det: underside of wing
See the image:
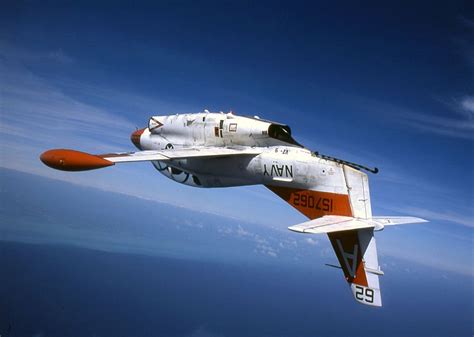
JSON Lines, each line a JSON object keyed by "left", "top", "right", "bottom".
{"left": 371, "top": 216, "right": 428, "bottom": 226}
{"left": 288, "top": 215, "right": 377, "bottom": 234}
{"left": 40, "top": 147, "right": 262, "bottom": 171}
{"left": 288, "top": 215, "right": 427, "bottom": 234}
{"left": 100, "top": 146, "right": 262, "bottom": 163}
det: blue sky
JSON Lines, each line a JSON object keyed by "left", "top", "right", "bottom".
{"left": 0, "top": 0, "right": 473, "bottom": 278}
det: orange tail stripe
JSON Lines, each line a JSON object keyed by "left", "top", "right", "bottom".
{"left": 266, "top": 185, "right": 352, "bottom": 219}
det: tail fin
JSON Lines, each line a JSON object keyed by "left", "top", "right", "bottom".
{"left": 328, "top": 228, "right": 382, "bottom": 306}
{"left": 342, "top": 165, "right": 372, "bottom": 219}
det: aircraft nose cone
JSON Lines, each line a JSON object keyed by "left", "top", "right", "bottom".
{"left": 131, "top": 128, "right": 146, "bottom": 150}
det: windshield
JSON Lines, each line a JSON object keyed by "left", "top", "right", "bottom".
{"left": 268, "top": 124, "right": 301, "bottom": 146}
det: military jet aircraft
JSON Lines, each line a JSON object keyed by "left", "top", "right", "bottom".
{"left": 40, "top": 110, "right": 427, "bottom": 307}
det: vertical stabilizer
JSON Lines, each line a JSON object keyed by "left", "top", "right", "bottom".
{"left": 342, "top": 166, "right": 372, "bottom": 219}
{"left": 328, "top": 228, "right": 382, "bottom": 306}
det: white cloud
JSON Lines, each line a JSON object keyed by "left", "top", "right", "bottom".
{"left": 236, "top": 225, "right": 251, "bottom": 237}
{"left": 391, "top": 206, "right": 473, "bottom": 228}
{"left": 266, "top": 250, "right": 277, "bottom": 257}
{"left": 305, "top": 237, "right": 319, "bottom": 246}
{"left": 348, "top": 95, "right": 474, "bottom": 140}
{"left": 396, "top": 108, "right": 474, "bottom": 140}
{"left": 382, "top": 244, "right": 473, "bottom": 277}
{"left": 0, "top": 57, "right": 136, "bottom": 151}
{"left": 460, "top": 95, "right": 474, "bottom": 114}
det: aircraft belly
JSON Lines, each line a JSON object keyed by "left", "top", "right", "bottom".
{"left": 152, "top": 156, "right": 261, "bottom": 188}
{"left": 147, "top": 146, "right": 349, "bottom": 192}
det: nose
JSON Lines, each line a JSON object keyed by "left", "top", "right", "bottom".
{"left": 131, "top": 128, "right": 146, "bottom": 150}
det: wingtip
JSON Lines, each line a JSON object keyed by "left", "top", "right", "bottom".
{"left": 40, "top": 149, "right": 114, "bottom": 171}
{"left": 411, "top": 217, "right": 429, "bottom": 223}
{"left": 287, "top": 226, "right": 304, "bottom": 233}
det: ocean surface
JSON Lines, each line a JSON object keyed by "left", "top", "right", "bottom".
{"left": 0, "top": 169, "right": 472, "bottom": 337}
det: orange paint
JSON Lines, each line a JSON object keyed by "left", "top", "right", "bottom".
{"left": 266, "top": 185, "right": 367, "bottom": 286}
{"left": 40, "top": 149, "right": 114, "bottom": 171}
{"left": 328, "top": 230, "right": 368, "bottom": 287}
{"left": 266, "top": 185, "right": 352, "bottom": 219}
{"left": 131, "top": 128, "right": 146, "bottom": 150}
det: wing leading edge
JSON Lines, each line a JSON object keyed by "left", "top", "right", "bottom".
{"left": 40, "top": 147, "right": 262, "bottom": 171}
{"left": 100, "top": 146, "right": 262, "bottom": 163}
{"left": 288, "top": 215, "right": 427, "bottom": 234}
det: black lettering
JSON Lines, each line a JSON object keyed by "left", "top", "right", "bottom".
{"left": 301, "top": 195, "right": 307, "bottom": 207}
{"left": 285, "top": 165, "right": 293, "bottom": 178}
{"left": 316, "top": 197, "right": 322, "bottom": 210}
{"left": 293, "top": 193, "right": 300, "bottom": 206}
{"left": 263, "top": 164, "right": 270, "bottom": 176}
{"left": 322, "top": 198, "right": 330, "bottom": 211}
{"left": 292, "top": 194, "right": 336, "bottom": 212}
{"left": 355, "top": 286, "right": 375, "bottom": 303}
{"left": 271, "top": 165, "right": 277, "bottom": 176}
{"left": 355, "top": 286, "right": 364, "bottom": 301}
{"left": 365, "top": 288, "right": 374, "bottom": 303}
{"left": 276, "top": 165, "right": 284, "bottom": 176}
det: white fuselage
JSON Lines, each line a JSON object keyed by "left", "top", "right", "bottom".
{"left": 135, "top": 112, "right": 349, "bottom": 196}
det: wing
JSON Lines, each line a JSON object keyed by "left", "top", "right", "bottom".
{"left": 40, "top": 147, "right": 262, "bottom": 171}
{"left": 100, "top": 147, "right": 262, "bottom": 163}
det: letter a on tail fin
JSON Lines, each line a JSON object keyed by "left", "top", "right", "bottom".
{"left": 328, "top": 228, "right": 382, "bottom": 307}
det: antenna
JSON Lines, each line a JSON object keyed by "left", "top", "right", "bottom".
{"left": 315, "top": 152, "right": 379, "bottom": 174}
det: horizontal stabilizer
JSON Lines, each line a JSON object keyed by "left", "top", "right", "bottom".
{"left": 288, "top": 215, "right": 427, "bottom": 234}
{"left": 371, "top": 216, "right": 428, "bottom": 226}
{"left": 288, "top": 216, "right": 377, "bottom": 234}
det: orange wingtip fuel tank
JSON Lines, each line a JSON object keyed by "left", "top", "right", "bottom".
{"left": 40, "top": 149, "right": 114, "bottom": 171}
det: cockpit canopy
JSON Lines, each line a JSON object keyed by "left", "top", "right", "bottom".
{"left": 268, "top": 123, "right": 301, "bottom": 146}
